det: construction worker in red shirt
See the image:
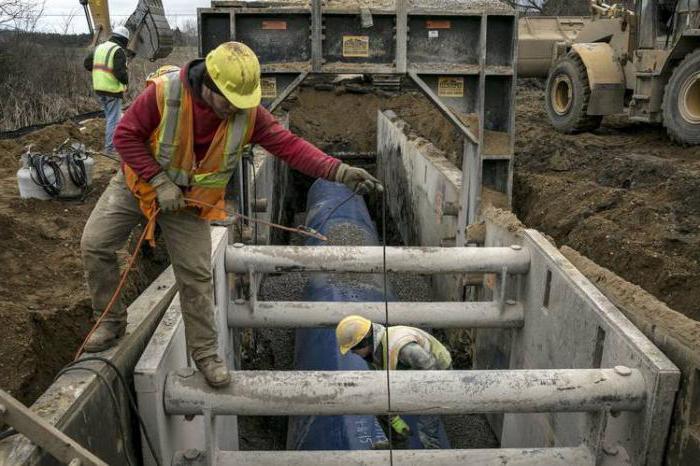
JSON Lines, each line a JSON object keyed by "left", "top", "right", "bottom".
{"left": 80, "top": 42, "right": 382, "bottom": 388}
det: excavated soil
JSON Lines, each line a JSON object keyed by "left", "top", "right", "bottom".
{"left": 513, "top": 81, "right": 700, "bottom": 320}
{"left": 287, "top": 80, "right": 700, "bottom": 321}
{"left": 0, "top": 119, "right": 167, "bottom": 405}
{"left": 282, "top": 79, "right": 463, "bottom": 162}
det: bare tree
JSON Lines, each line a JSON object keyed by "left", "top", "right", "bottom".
{"left": 500, "top": 0, "right": 545, "bottom": 14}
{"left": 57, "top": 8, "right": 77, "bottom": 35}
{"left": 0, "top": 0, "right": 45, "bottom": 31}
{"left": 500, "top": 0, "right": 591, "bottom": 15}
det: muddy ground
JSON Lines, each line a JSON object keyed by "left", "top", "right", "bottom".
{"left": 513, "top": 81, "right": 700, "bottom": 320}
{"left": 0, "top": 121, "right": 167, "bottom": 405}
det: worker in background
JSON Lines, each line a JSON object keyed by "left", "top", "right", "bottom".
{"left": 80, "top": 42, "right": 382, "bottom": 388}
{"left": 83, "top": 26, "right": 130, "bottom": 154}
{"left": 336, "top": 315, "right": 451, "bottom": 449}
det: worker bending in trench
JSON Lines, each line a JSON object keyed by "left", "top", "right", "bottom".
{"left": 80, "top": 42, "right": 382, "bottom": 388}
{"left": 336, "top": 315, "right": 452, "bottom": 449}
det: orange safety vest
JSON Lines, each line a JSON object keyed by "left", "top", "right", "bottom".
{"left": 123, "top": 72, "right": 256, "bottom": 244}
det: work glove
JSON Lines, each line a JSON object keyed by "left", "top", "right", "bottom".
{"left": 150, "top": 172, "right": 186, "bottom": 212}
{"left": 334, "top": 163, "right": 384, "bottom": 195}
{"left": 390, "top": 416, "right": 411, "bottom": 439}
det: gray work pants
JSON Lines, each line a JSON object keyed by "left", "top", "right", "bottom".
{"left": 80, "top": 172, "right": 218, "bottom": 361}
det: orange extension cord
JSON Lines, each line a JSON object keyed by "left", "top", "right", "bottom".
{"left": 74, "top": 208, "right": 161, "bottom": 360}
{"left": 74, "top": 199, "right": 327, "bottom": 360}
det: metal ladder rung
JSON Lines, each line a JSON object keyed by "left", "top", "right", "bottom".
{"left": 227, "top": 300, "right": 524, "bottom": 328}
{"left": 172, "top": 447, "right": 595, "bottom": 466}
{"left": 164, "top": 368, "right": 646, "bottom": 416}
{"left": 225, "top": 244, "right": 530, "bottom": 274}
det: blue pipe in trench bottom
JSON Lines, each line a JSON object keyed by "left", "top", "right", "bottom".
{"left": 287, "top": 179, "right": 450, "bottom": 451}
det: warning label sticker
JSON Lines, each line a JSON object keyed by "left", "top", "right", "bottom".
{"left": 428, "top": 30, "right": 439, "bottom": 39}
{"left": 342, "top": 35, "right": 370, "bottom": 57}
{"left": 261, "top": 77, "right": 277, "bottom": 99}
{"left": 426, "top": 20, "right": 451, "bottom": 29}
{"left": 262, "top": 20, "right": 287, "bottom": 30}
{"left": 437, "top": 77, "right": 464, "bottom": 97}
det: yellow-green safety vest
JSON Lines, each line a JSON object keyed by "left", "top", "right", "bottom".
{"left": 380, "top": 326, "right": 452, "bottom": 370}
{"left": 92, "top": 41, "right": 126, "bottom": 94}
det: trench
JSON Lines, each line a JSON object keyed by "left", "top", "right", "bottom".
{"left": 0, "top": 119, "right": 171, "bottom": 406}
{"left": 237, "top": 77, "right": 497, "bottom": 450}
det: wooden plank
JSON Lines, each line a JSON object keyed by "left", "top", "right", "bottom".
{"left": 0, "top": 389, "right": 108, "bottom": 466}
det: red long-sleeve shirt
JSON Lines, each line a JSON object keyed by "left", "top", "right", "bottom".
{"left": 114, "top": 66, "right": 340, "bottom": 182}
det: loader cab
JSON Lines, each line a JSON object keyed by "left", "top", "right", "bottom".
{"left": 636, "top": 0, "right": 685, "bottom": 49}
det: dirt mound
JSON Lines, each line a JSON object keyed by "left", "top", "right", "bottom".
{"left": 513, "top": 86, "right": 700, "bottom": 320}
{"left": 283, "top": 83, "right": 462, "bottom": 163}
{"left": 0, "top": 118, "right": 166, "bottom": 404}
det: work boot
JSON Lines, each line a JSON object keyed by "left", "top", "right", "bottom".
{"left": 84, "top": 320, "right": 126, "bottom": 353}
{"left": 195, "top": 355, "right": 231, "bottom": 388}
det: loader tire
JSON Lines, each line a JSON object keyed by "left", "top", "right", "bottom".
{"left": 663, "top": 49, "right": 700, "bottom": 145}
{"left": 545, "top": 52, "right": 602, "bottom": 133}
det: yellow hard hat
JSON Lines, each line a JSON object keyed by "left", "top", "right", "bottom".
{"left": 336, "top": 315, "right": 372, "bottom": 355}
{"left": 205, "top": 41, "right": 262, "bottom": 109}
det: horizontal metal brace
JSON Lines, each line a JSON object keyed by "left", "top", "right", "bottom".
{"left": 225, "top": 245, "right": 530, "bottom": 274}
{"left": 227, "top": 300, "right": 524, "bottom": 328}
{"left": 173, "top": 446, "right": 595, "bottom": 466}
{"left": 164, "top": 368, "right": 646, "bottom": 416}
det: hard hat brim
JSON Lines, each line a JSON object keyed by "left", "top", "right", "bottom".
{"left": 220, "top": 82, "right": 262, "bottom": 109}
{"left": 339, "top": 346, "right": 351, "bottom": 355}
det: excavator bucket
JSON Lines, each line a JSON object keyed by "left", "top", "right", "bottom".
{"left": 124, "top": 0, "right": 174, "bottom": 60}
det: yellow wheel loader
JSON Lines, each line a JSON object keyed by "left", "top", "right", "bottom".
{"left": 518, "top": 0, "right": 700, "bottom": 145}
{"left": 79, "top": 0, "right": 173, "bottom": 60}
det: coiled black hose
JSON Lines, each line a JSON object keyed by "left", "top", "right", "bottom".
{"left": 66, "top": 149, "right": 88, "bottom": 196}
{"left": 28, "top": 153, "right": 64, "bottom": 198}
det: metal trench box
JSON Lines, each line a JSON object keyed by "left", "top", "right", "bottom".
{"left": 198, "top": 0, "right": 517, "bottom": 237}
{"left": 134, "top": 225, "right": 679, "bottom": 465}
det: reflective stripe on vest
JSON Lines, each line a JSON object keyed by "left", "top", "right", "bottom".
{"left": 381, "top": 326, "right": 452, "bottom": 370}
{"left": 153, "top": 73, "right": 253, "bottom": 188}
{"left": 92, "top": 41, "right": 126, "bottom": 94}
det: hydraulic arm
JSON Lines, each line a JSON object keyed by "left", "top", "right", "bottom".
{"left": 80, "top": 0, "right": 173, "bottom": 60}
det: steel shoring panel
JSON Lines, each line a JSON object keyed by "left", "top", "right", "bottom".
{"left": 164, "top": 368, "right": 646, "bottom": 416}
{"left": 225, "top": 245, "right": 530, "bottom": 274}
{"left": 171, "top": 446, "right": 595, "bottom": 466}
{"left": 227, "top": 300, "right": 524, "bottom": 328}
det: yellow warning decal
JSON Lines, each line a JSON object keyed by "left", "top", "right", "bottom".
{"left": 437, "top": 76, "right": 464, "bottom": 97}
{"left": 342, "top": 35, "right": 370, "bottom": 57}
{"left": 261, "top": 77, "right": 277, "bottom": 99}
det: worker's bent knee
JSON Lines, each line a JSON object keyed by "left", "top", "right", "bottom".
{"left": 80, "top": 226, "right": 115, "bottom": 258}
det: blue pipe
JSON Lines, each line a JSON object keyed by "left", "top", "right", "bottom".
{"left": 287, "top": 179, "right": 450, "bottom": 451}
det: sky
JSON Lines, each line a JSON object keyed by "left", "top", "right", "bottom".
{"left": 31, "top": 0, "right": 212, "bottom": 33}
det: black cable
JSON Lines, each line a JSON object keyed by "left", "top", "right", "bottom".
{"left": 380, "top": 180, "right": 394, "bottom": 465}
{"left": 0, "top": 428, "right": 18, "bottom": 441}
{"left": 246, "top": 153, "right": 259, "bottom": 245}
{"left": 315, "top": 185, "right": 361, "bottom": 233}
{"left": 28, "top": 153, "right": 64, "bottom": 198}
{"left": 54, "top": 366, "right": 135, "bottom": 466}
{"left": 66, "top": 149, "right": 89, "bottom": 197}
{"left": 68, "top": 357, "right": 162, "bottom": 466}
{"left": 91, "top": 150, "right": 120, "bottom": 163}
